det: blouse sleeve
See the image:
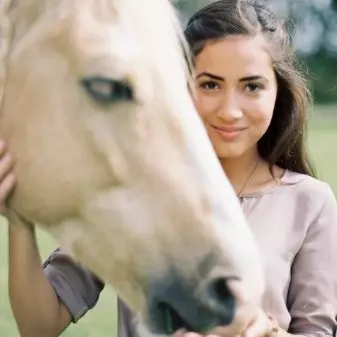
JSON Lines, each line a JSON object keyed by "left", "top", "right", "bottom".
{"left": 43, "top": 247, "right": 105, "bottom": 323}
{"left": 287, "top": 184, "right": 337, "bottom": 337}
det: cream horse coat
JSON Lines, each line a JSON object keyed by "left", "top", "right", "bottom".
{"left": 0, "top": 0, "right": 265, "bottom": 335}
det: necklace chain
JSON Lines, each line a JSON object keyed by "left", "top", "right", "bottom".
{"left": 237, "top": 158, "right": 260, "bottom": 199}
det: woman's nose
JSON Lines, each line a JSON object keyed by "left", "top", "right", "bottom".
{"left": 216, "top": 92, "right": 243, "bottom": 121}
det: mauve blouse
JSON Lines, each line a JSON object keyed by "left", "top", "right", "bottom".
{"left": 43, "top": 170, "right": 337, "bottom": 337}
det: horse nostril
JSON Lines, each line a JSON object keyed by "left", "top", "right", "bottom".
{"left": 147, "top": 274, "right": 239, "bottom": 334}
{"left": 211, "top": 277, "right": 234, "bottom": 301}
{"left": 159, "top": 302, "right": 193, "bottom": 334}
{"left": 207, "top": 277, "right": 236, "bottom": 324}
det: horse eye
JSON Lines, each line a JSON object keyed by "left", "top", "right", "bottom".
{"left": 81, "top": 77, "right": 133, "bottom": 104}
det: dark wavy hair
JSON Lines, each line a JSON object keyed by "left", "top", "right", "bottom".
{"left": 184, "top": 0, "right": 316, "bottom": 177}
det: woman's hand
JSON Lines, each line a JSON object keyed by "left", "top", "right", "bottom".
{"left": 173, "top": 309, "right": 279, "bottom": 337}
{"left": 0, "top": 138, "right": 34, "bottom": 227}
{"left": 0, "top": 139, "right": 16, "bottom": 215}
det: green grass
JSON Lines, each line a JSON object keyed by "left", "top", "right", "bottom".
{"left": 308, "top": 105, "right": 337, "bottom": 190}
{"left": 1, "top": 104, "right": 337, "bottom": 337}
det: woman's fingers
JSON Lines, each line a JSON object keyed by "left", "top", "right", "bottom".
{"left": 0, "top": 139, "right": 16, "bottom": 214}
{"left": 0, "top": 172, "right": 16, "bottom": 210}
{"left": 172, "top": 330, "right": 209, "bottom": 337}
{"left": 0, "top": 139, "right": 6, "bottom": 156}
{"left": 185, "top": 333, "right": 205, "bottom": 337}
{"left": 241, "top": 310, "right": 270, "bottom": 337}
{"left": 0, "top": 153, "right": 13, "bottom": 180}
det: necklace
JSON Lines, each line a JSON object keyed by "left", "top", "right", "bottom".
{"left": 237, "top": 158, "right": 260, "bottom": 199}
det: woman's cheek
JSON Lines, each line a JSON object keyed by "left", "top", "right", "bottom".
{"left": 196, "top": 93, "right": 220, "bottom": 117}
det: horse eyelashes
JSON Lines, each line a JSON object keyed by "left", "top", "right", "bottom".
{"left": 81, "top": 76, "right": 134, "bottom": 104}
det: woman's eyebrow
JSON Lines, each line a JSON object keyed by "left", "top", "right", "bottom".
{"left": 196, "top": 72, "right": 268, "bottom": 83}
{"left": 196, "top": 72, "right": 225, "bottom": 82}
{"left": 239, "top": 75, "right": 268, "bottom": 82}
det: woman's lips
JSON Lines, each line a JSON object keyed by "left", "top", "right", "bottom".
{"left": 210, "top": 124, "right": 247, "bottom": 141}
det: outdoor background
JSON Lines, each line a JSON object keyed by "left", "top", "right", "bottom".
{"left": 1, "top": 0, "right": 337, "bottom": 336}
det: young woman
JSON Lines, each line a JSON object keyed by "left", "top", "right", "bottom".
{"left": 1, "top": 1, "right": 337, "bottom": 337}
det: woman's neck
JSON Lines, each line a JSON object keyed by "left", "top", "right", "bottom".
{"left": 219, "top": 149, "right": 262, "bottom": 196}
{"left": 219, "top": 149, "right": 284, "bottom": 196}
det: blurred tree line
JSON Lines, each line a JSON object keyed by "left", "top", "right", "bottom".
{"left": 173, "top": 0, "right": 337, "bottom": 104}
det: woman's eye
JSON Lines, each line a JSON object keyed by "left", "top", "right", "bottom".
{"left": 245, "top": 83, "right": 264, "bottom": 93}
{"left": 199, "top": 81, "right": 220, "bottom": 90}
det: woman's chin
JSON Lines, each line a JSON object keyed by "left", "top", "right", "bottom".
{"left": 214, "top": 145, "right": 245, "bottom": 159}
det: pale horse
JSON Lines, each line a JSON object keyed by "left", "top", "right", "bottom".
{"left": 0, "top": 0, "right": 265, "bottom": 335}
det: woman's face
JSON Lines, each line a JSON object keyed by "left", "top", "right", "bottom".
{"left": 194, "top": 34, "right": 278, "bottom": 159}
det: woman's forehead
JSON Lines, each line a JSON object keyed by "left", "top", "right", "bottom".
{"left": 195, "top": 35, "right": 274, "bottom": 78}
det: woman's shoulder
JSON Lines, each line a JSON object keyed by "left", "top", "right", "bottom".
{"left": 281, "top": 170, "right": 336, "bottom": 210}
{"left": 282, "top": 170, "right": 333, "bottom": 194}
{"left": 258, "top": 170, "right": 337, "bottom": 239}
